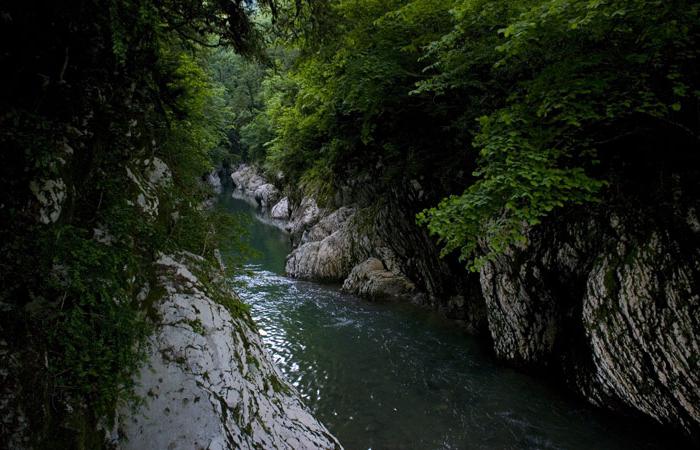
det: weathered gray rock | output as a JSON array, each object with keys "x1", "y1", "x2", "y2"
[
  {"x1": 283, "y1": 181, "x2": 474, "y2": 316},
  {"x1": 125, "y1": 157, "x2": 173, "y2": 219},
  {"x1": 301, "y1": 207, "x2": 356, "y2": 245},
  {"x1": 28, "y1": 142, "x2": 73, "y2": 224},
  {"x1": 285, "y1": 197, "x2": 324, "y2": 246},
  {"x1": 341, "y1": 258, "x2": 418, "y2": 301},
  {"x1": 207, "y1": 169, "x2": 222, "y2": 194},
  {"x1": 581, "y1": 230, "x2": 700, "y2": 435},
  {"x1": 285, "y1": 205, "x2": 381, "y2": 282},
  {"x1": 117, "y1": 253, "x2": 341, "y2": 450},
  {"x1": 479, "y1": 251, "x2": 560, "y2": 364},
  {"x1": 29, "y1": 178, "x2": 66, "y2": 224},
  {"x1": 285, "y1": 228, "x2": 360, "y2": 282},
  {"x1": 230, "y1": 165, "x2": 284, "y2": 216},
  {"x1": 231, "y1": 164, "x2": 266, "y2": 195},
  {"x1": 254, "y1": 183, "x2": 280, "y2": 209},
  {"x1": 478, "y1": 207, "x2": 700, "y2": 437},
  {"x1": 271, "y1": 197, "x2": 291, "y2": 220}
]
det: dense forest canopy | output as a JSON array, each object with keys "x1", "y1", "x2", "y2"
[
  {"x1": 226, "y1": 0, "x2": 700, "y2": 268},
  {"x1": 1, "y1": 0, "x2": 699, "y2": 447}
]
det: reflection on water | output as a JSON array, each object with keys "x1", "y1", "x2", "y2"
[{"x1": 217, "y1": 192, "x2": 680, "y2": 450}]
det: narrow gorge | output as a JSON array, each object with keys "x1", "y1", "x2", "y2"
[
  {"x1": 1, "y1": 0, "x2": 699, "y2": 449},
  {"x1": 227, "y1": 161, "x2": 700, "y2": 445}
]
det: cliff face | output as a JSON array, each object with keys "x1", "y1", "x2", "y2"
[
  {"x1": 117, "y1": 252, "x2": 342, "y2": 450},
  {"x1": 480, "y1": 198, "x2": 700, "y2": 437},
  {"x1": 230, "y1": 163, "x2": 699, "y2": 439},
  {"x1": 280, "y1": 176, "x2": 487, "y2": 332}
]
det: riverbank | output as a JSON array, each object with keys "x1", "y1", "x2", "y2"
[
  {"x1": 219, "y1": 188, "x2": 690, "y2": 449},
  {"x1": 227, "y1": 163, "x2": 700, "y2": 442},
  {"x1": 117, "y1": 252, "x2": 341, "y2": 450}
]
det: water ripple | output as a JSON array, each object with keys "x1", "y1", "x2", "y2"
[{"x1": 217, "y1": 193, "x2": 678, "y2": 450}]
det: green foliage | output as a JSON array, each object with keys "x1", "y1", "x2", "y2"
[
  {"x1": 205, "y1": 47, "x2": 265, "y2": 165},
  {"x1": 41, "y1": 226, "x2": 150, "y2": 417},
  {"x1": 417, "y1": 0, "x2": 700, "y2": 268},
  {"x1": 251, "y1": 0, "x2": 457, "y2": 200},
  {"x1": 242, "y1": 69, "x2": 300, "y2": 165},
  {"x1": 231, "y1": 0, "x2": 699, "y2": 267},
  {"x1": 202, "y1": 45, "x2": 302, "y2": 166},
  {"x1": 0, "y1": 0, "x2": 267, "y2": 447}
]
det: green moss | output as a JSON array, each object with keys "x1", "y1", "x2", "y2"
[
  {"x1": 604, "y1": 267, "x2": 619, "y2": 294},
  {"x1": 269, "y1": 375, "x2": 291, "y2": 395},
  {"x1": 246, "y1": 354, "x2": 261, "y2": 368},
  {"x1": 186, "y1": 318, "x2": 206, "y2": 335},
  {"x1": 190, "y1": 259, "x2": 252, "y2": 320}
]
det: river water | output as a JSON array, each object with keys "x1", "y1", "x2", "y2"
[{"x1": 217, "y1": 192, "x2": 677, "y2": 450}]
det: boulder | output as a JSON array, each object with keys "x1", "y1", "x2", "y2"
[
  {"x1": 285, "y1": 197, "x2": 323, "y2": 245},
  {"x1": 270, "y1": 197, "x2": 291, "y2": 220},
  {"x1": 301, "y1": 207, "x2": 355, "y2": 244},
  {"x1": 285, "y1": 227, "x2": 358, "y2": 281},
  {"x1": 231, "y1": 164, "x2": 266, "y2": 194},
  {"x1": 254, "y1": 183, "x2": 280, "y2": 209},
  {"x1": 285, "y1": 206, "x2": 369, "y2": 281},
  {"x1": 342, "y1": 258, "x2": 418, "y2": 301},
  {"x1": 206, "y1": 169, "x2": 222, "y2": 194}
]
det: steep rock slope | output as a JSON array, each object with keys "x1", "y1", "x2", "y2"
[
  {"x1": 117, "y1": 252, "x2": 341, "y2": 450},
  {"x1": 480, "y1": 203, "x2": 700, "y2": 437},
  {"x1": 283, "y1": 178, "x2": 486, "y2": 331}
]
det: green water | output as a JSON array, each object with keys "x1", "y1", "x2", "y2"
[{"x1": 218, "y1": 192, "x2": 681, "y2": 450}]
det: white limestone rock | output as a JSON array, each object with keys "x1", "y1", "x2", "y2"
[
  {"x1": 341, "y1": 258, "x2": 417, "y2": 301},
  {"x1": 285, "y1": 228, "x2": 356, "y2": 281},
  {"x1": 271, "y1": 197, "x2": 291, "y2": 220},
  {"x1": 146, "y1": 157, "x2": 172, "y2": 188},
  {"x1": 207, "y1": 170, "x2": 223, "y2": 194},
  {"x1": 478, "y1": 209, "x2": 700, "y2": 437},
  {"x1": 581, "y1": 232, "x2": 700, "y2": 435},
  {"x1": 231, "y1": 164, "x2": 266, "y2": 194},
  {"x1": 254, "y1": 183, "x2": 280, "y2": 209},
  {"x1": 117, "y1": 253, "x2": 341, "y2": 450},
  {"x1": 301, "y1": 207, "x2": 355, "y2": 245},
  {"x1": 285, "y1": 207, "x2": 363, "y2": 281},
  {"x1": 285, "y1": 197, "x2": 324, "y2": 245},
  {"x1": 126, "y1": 158, "x2": 172, "y2": 218}
]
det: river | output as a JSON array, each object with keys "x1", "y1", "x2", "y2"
[{"x1": 216, "y1": 191, "x2": 678, "y2": 450}]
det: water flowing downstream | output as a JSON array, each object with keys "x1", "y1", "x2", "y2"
[{"x1": 217, "y1": 192, "x2": 674, "y2": 450}]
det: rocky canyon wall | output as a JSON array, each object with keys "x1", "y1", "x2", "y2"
[{"x1": 229, "y1": 163, "x2": 699, "y2": 440}]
